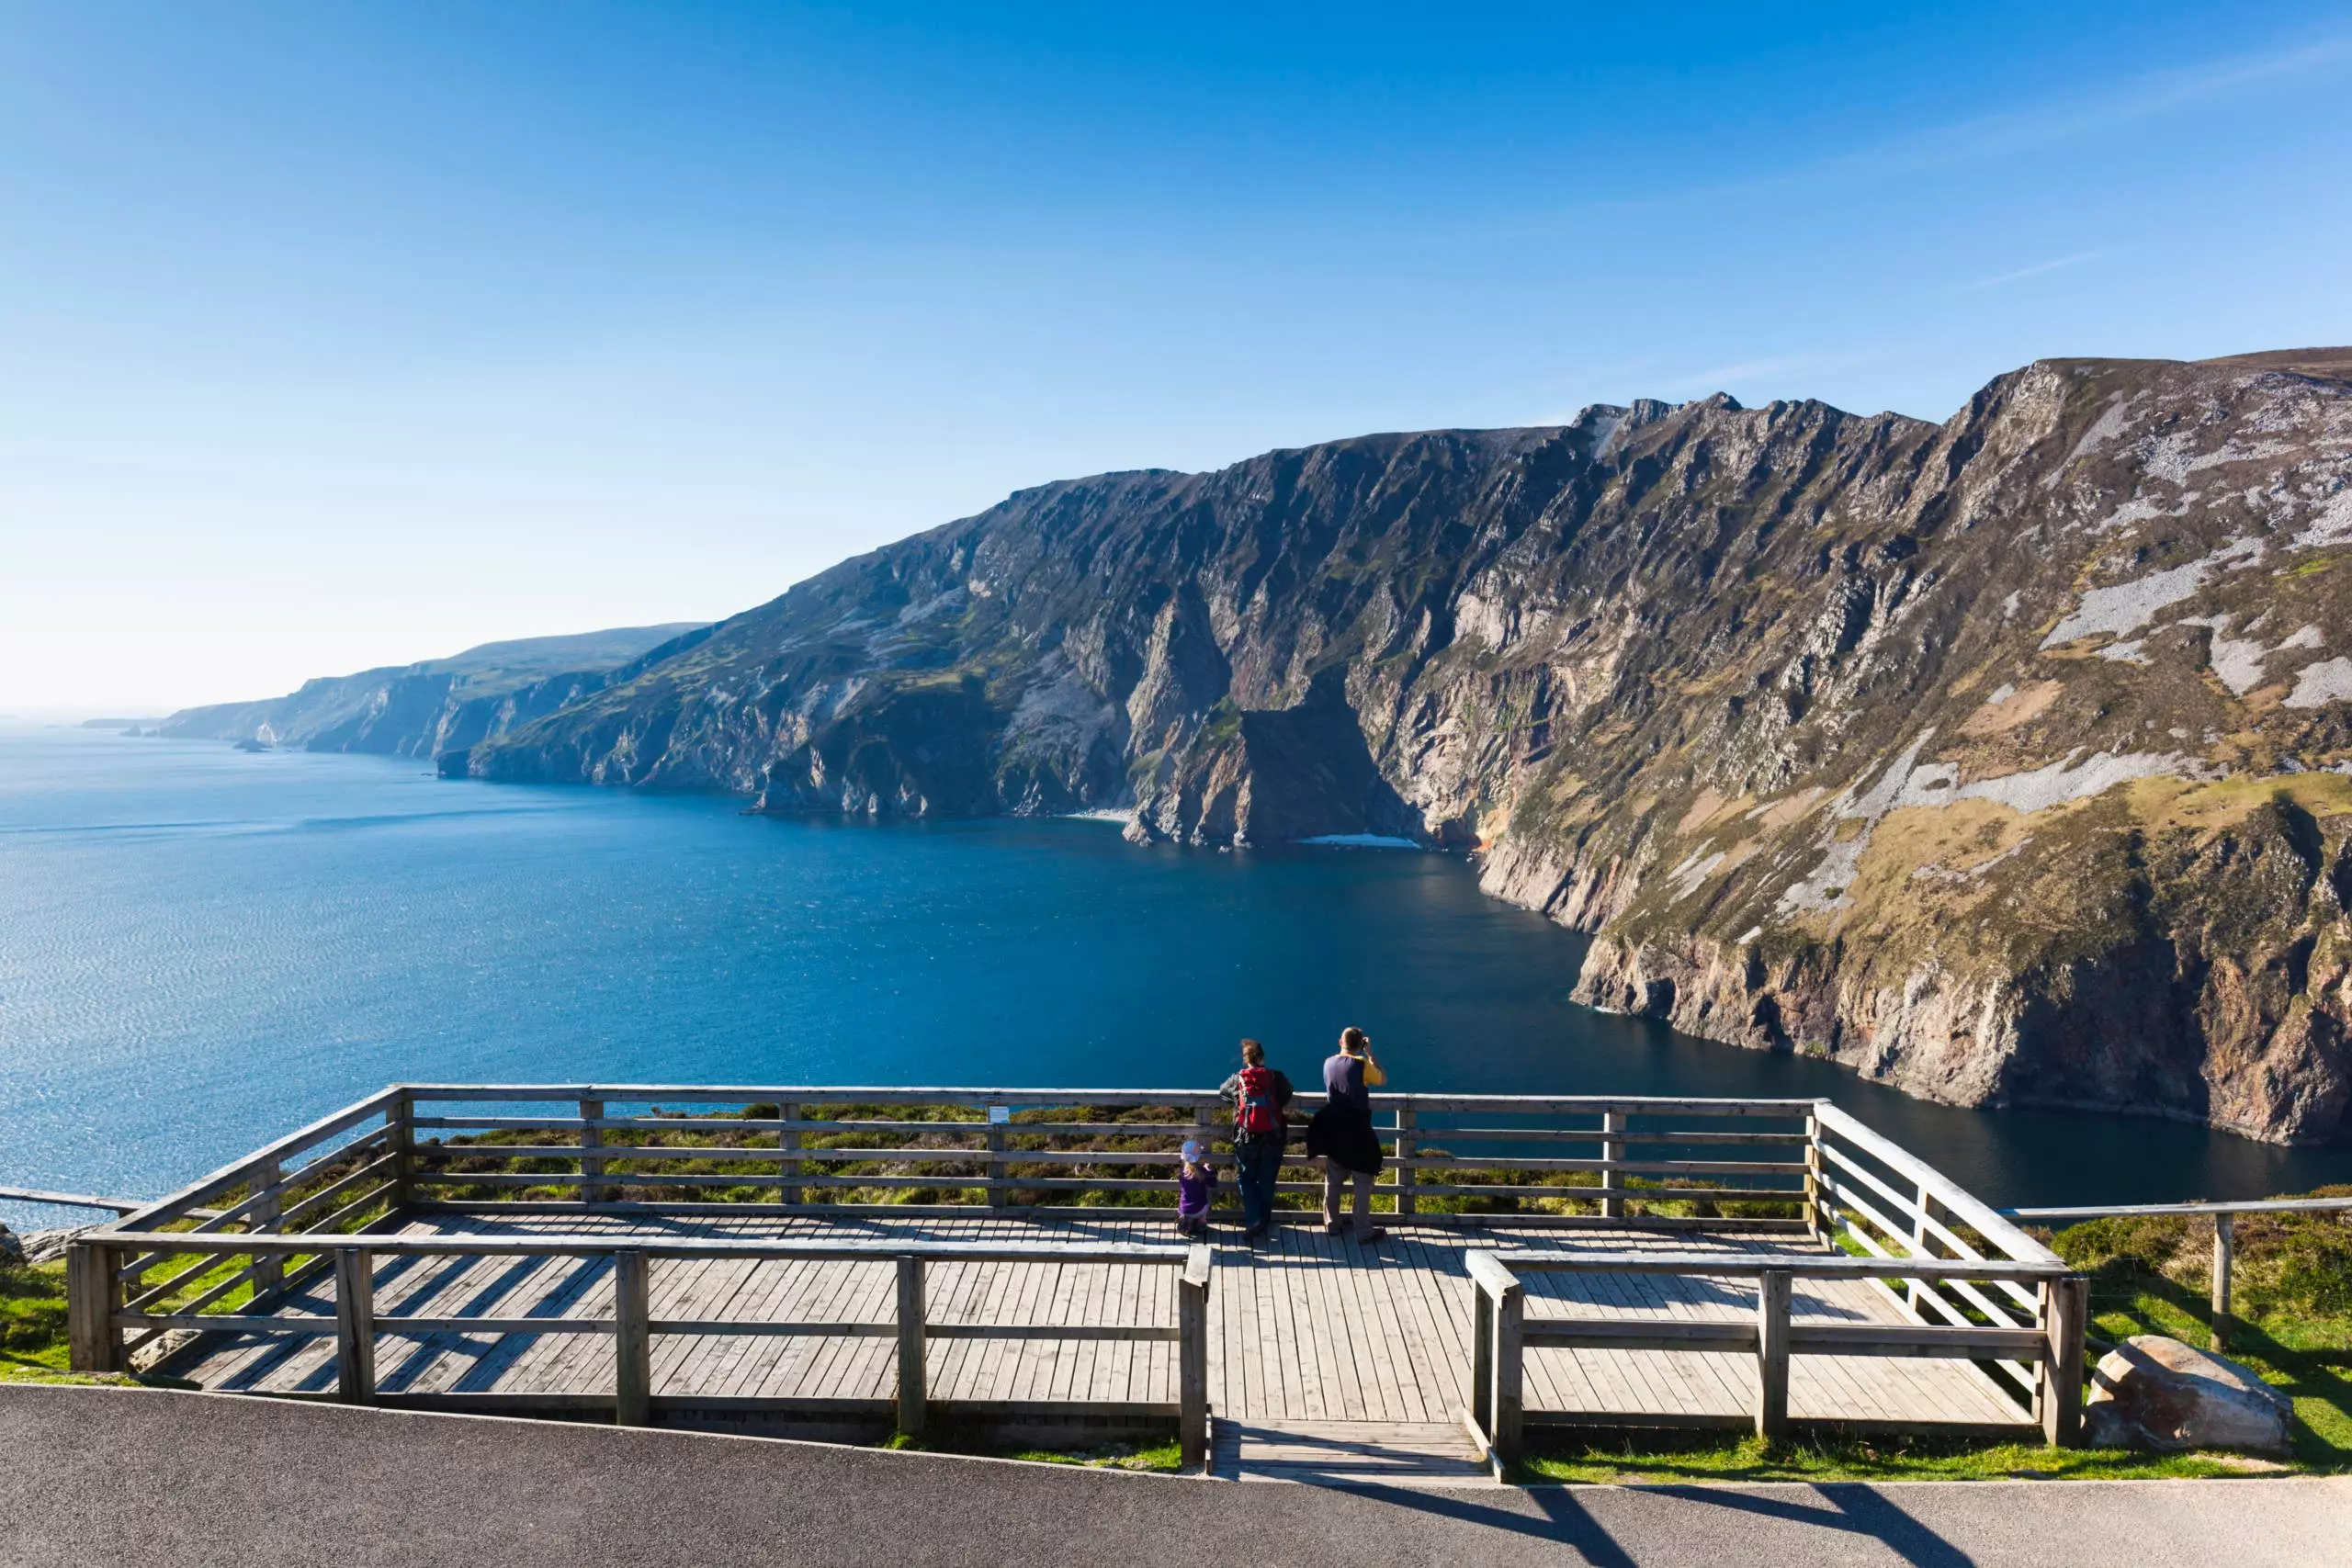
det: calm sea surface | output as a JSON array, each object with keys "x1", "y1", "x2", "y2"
[{"x1": 5, "y1": 724, "x2": 2348, "y2": 1230}]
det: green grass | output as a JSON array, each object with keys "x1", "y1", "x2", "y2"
[
  {"x1": 1517, "y1": 1430, "x2": 2286, "y2": 1485},
  {"x1": 0, "y1": 1258, "x2": 71, "y2": 1377},
  {"x1": 2048, "y1": 1198, "x2": 2352, "y2": 1470},
  {"x1": 879, "y1": 1426, "x2": 1182, "y2": 1472}
]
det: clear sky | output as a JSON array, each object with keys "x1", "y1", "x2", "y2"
[{"x1": 6, "y1": 2, "x2": 2348, "y2": 713}]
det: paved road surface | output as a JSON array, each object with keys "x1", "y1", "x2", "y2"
[{"x1": 5, "y1": 1387, "x2": 2342, "y2": 1567}]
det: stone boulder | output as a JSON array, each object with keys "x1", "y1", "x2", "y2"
[
  {"x1": 0, "y1": 1222, "x2": 20, "y2": 1264},
  {"x1": 2085, "y1": 1335, "x2": 2292, "y2": 1454}
]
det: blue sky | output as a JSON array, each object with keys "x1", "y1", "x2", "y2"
[{"x1": 6, "y1": 3, "x2": 2349, "y2": 711}]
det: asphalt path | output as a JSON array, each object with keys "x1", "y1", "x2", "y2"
[{"x1": 5, "y1": 1386, "x2": 2345, "y2": 1568}]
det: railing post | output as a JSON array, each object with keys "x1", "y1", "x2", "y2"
[
  {"x1": 777, "y1": 1099, "x2": 801, "y2": 1207},
  {"x1": 613, "y1": 1249, "x2": 651, "y2": 1426},
  {"x1": 66, "y1": 1241, "x2": 122, "y2": 1374},
  {"x1": 1906, "y1": 1183, "x2": 1932, "y2": 1315},
  {"x1": 1394, "y1": 1106, "x2": 1416, "y2": 1217},
  {"x1": 1803, "y1": 1110, "x2": 1825, "y2": 1240},
  {"x1": 1179, "y1": 1244, "x2": 1211, "y2": 1468},
  {"x1": 1468, "y1": 1274, "x2": 1495, "y2": 1440},
  {"x1": 388, "y1": 1089, "x2": 415, "y2": 1212},
  {"x1": 897, "y1": 1255, "x2": 927, "y2": 1436},
  {"x1": 2040, "y1": 1276, "x2": 2087, "y2": 1448},
  {"x1": 987, "y1": 1105, "x2": 1012, "y2": 1212},
  {"x1": 1755, "y1": 1269, "x2": 1791, "y2": 1439},
  {"x1": 2211, "y1": 1213, "x2": 2233, "y2": 1352},
  {"x1": 1600, "y1": 1109, "x2": 1625, "y2": 1220},
  {"x1": 579, "y1": 1097, "x2": 606, "y2": 1207},
  {"x1": 1491, "y1": 1270, "x2": 1524, "y2": 1466},
  {"x1": 249, "y1": 1157, "x2": 284, "y2": 1300},
  {"x1": 334, "y1": 1247, "x2": 377, "y2": 1405}
]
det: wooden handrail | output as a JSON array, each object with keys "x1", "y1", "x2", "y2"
[
  {"x1": 392, "y1": 1082, "x2": 1824, "y2": 1115},
  {"x1": 2003, "y1": 1196, "x2": 2352, "y2": 1219},
  {"x1": 0, "y1": 1186, "x2": 144, "y2": 1213},
  {"x1": 90, "y1": 1230, "x2": 1192, "y2": 1264},
  {"x1": 1812, "y1": 1103, "x2": 2058, "y2": 1265},
  {"x1": 1489, "y1": 1249, "x2": 2066, "y2": 1280},
  {"x1": 111, "y1": 1087, "x2": 404, "y2": 1232}
]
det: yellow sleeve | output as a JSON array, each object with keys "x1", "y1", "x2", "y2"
[{"x1": 1363, "y1": 1059, "x2": 1386, "y2": 1088}]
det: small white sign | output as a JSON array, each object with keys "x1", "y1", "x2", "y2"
[{"x1": 988, "y1": 1104, "x2": 1011, "y2": 1124}]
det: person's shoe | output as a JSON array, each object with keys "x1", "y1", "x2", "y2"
[{"x1": 1356, "y1": 1225, "x2": 1389, "y2": 1245}]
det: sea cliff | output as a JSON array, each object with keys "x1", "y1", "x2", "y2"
[{"x1": 440, "y1": 349, "x2": 2352, "y2": 1144}]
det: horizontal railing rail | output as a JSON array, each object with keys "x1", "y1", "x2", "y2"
[
  {"x1": 381, "y1": 1083, "x2": 1822, "y2": 1227},
  {"x1": 1999, "y1": 1195, "x2": 2352, "y2": 1352},
  {"x1": 2001, "y1": 1197, "x2": 2352, "y2": 1220},
  {"x1": 72, "y1": 1227, "x2": 1213, "y2": 1462},
  {"x1": 0, "y1": 1186, "x2": 147, "y2": 1214}
]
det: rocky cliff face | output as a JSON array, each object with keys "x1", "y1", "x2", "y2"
[
  {"x1": 455, "y1": 350, "x2": 2352, "y2": 1145},
  {"x1": 162, "y1": 624, "x2": 710, "y2": 758}
]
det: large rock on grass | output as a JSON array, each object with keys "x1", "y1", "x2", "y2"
[{"x1": 2085, "y1": 1334, "x2": 2292, "y2": 1454}]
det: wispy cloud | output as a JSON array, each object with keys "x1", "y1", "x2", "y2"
[
  {"x1": 1787, "y1": 35, "x2": 2352, "y2": 190},
  {"x1": 1951, "y1": 252, "x2": 2102, "y2": 295}
]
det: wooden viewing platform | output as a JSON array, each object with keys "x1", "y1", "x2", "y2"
[{"x1": 69, "y1": 1084, "x2": 2086, "y2": 1482}]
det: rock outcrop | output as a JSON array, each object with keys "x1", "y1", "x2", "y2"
[
  {"x1": 447, "y1": 349, "x2": 2352, "y2": 1144},
  {"x1": 162, "y1": 624, "x2": 710, "y2": 759},
  {"x1": 2085, "y1": 1335, "x2": 2293, "y2": 1453}
]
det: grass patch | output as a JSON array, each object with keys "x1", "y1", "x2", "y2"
[
  {"x1": 879, "y1": 1425, "x2": 1182, "y2": 1472},
  {"x1": 0, "y1": 1257, "x2": 71, "y2": 1377},
  {"x1": 1518, "y1": 1429, "x2": 2286, "y2": 1485},
  {"x1": 2045, "y1": 1192, "x2": 2352, "y2": 1470}
]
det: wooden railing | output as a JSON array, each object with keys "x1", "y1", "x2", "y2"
[
  {"x1": 387, "y1": 1083, "x2": 1825, "y2": 1225},
  {"x1": 1808, "y1": 1102, "x2": 2082, "y2": 1423},
  {"x1": 2003, "y1": 1195, "x2": 2352, "y2": 1353},
  {"x1": 1462, "y1": 1101, "x2": 2086, "y2": 1465},
  {"x1": 76, "y1": 1229, "x2": 1214, "y2": 1462}
]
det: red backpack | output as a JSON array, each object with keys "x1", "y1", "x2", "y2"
[{"x1": 1235, "y1": 1066, "x2": 1283, "y2": 1138}]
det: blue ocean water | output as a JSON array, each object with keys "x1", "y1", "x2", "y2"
[{"x1": 4, "y1": 724, "x2": 2347, "y2": 1230}]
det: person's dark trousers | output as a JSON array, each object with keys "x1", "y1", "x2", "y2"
[{"x1": 1236, "y1": 1139, "x2": 1284, "y2": 1231}]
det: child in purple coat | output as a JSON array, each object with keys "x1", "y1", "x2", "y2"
[{"x1": 1175, "y1": 1139, "x2": 1216, "y2": 1236}]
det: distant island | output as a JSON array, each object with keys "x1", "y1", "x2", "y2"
[
  {"x1": 176, "y1": 351, "x2": 2352, "y2": 1150},
  {"x1": 159, "y1": 623, "x2": 710, "y2": 760}
]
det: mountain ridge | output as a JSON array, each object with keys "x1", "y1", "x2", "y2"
[
  {"x1": 426, "y1": 349, "x2": 2352, "y2": 1145},
  {"x1": 162, "y1": 622, "x2": 711, "y2": 758}
]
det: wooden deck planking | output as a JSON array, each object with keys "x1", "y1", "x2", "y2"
[{"x1": 160, "y1": 1212, "x2": 2032, "y2": 1431}]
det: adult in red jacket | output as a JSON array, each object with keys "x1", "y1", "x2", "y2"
[{"x1": 1218, "y1": 1038, "x2": 1295, "y2": 1243}]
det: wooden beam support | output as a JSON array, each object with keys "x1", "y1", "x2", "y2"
[
  {"x1": 777, "y1": 1100, "x2": 801, "y2": 1207},
  {"x1": 1599, "y1": 1110, "x2": 1626, "y2": 1220},
  {"x1": 1468, "y1": 1276, "x2": 1494, "y2": 1442},
  {"x1": 1178, "y1": 1243, "x2": 1210, "y2": 1469},
  {"x1": 1394, "y1": 1106, "x2": 1416, "y2": 1217},
  {"x1": 333, "y1": 1248, "x2": 376, "y2": 1405},
  {"x1": 613, "y1": 1249, "x2": 651, "y2": 1426},
  {"x1": 1755, "y1": 1269, "x2": 1791, "y2": 1440},
  {"x1": 2040, "y1": 1276, "x2": 2087, "y2": 1448},
  {"x1": 578, "y1": 1098, "x2": 606, "y2": 1207},
  {"x1": 249, "y1": 1158, "x2": 284, "y2": 1300},
  {"x1": 66, "y1": 1241, "x2": 121, "y2": 1374},
  {"x1": 896, "y1": 1255, "x2": 927, "y2": 1437},
  {"x1": 2211, "y1": 1213, "x2": 2233, "y2": 1353},
  {"x1": 1490, "y1": 1267, "x2": 1524, "y2": 1467},
  {"x1": 1803, "y1": 1111, "x2": 1825, "y2": 1242}
]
